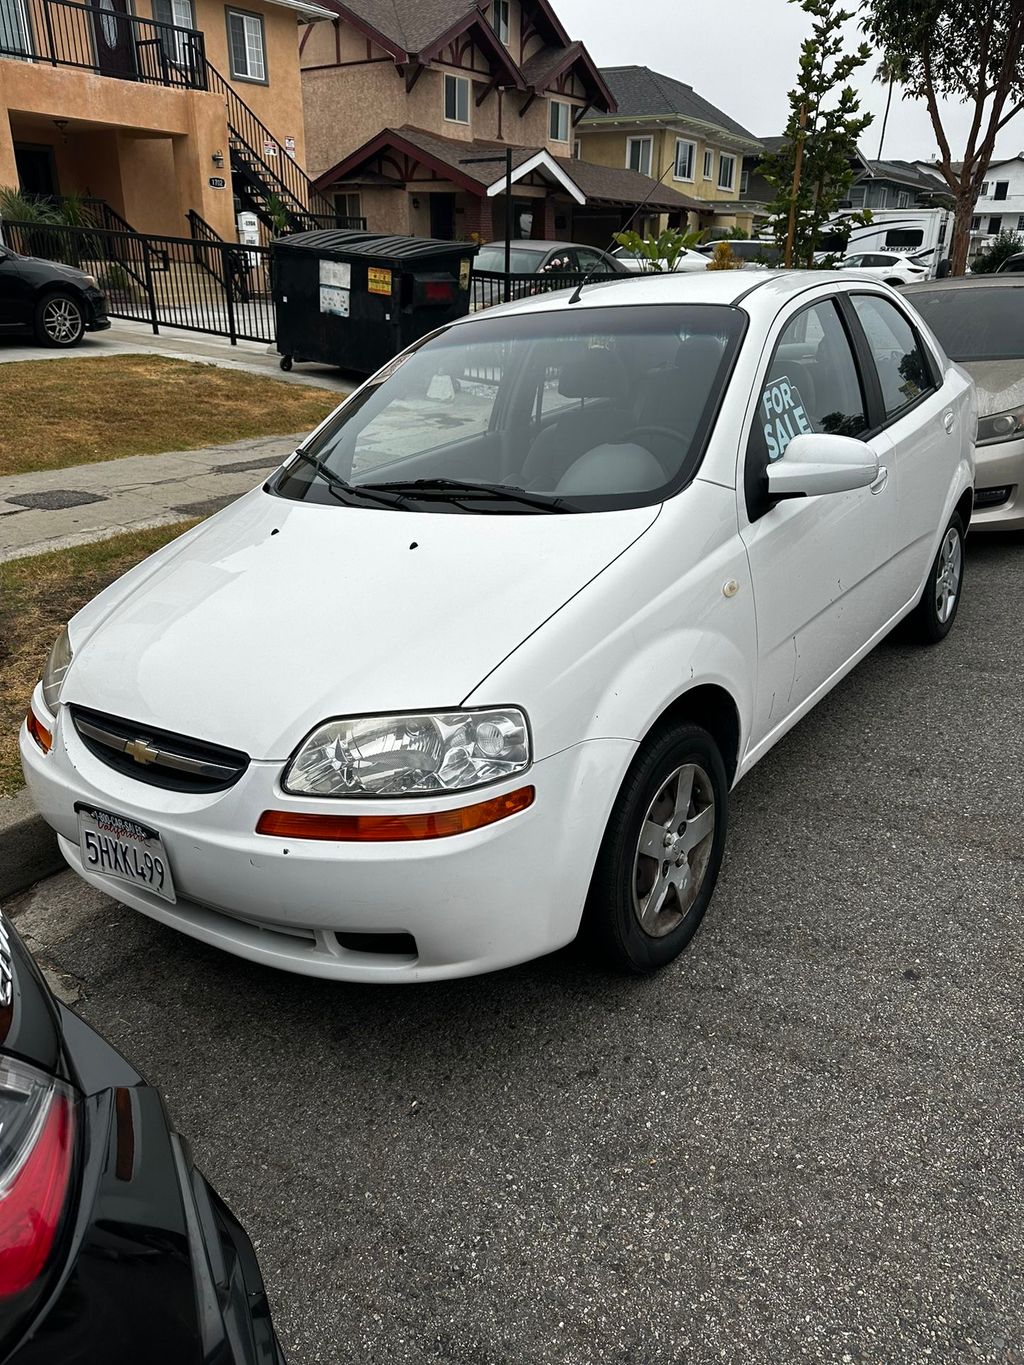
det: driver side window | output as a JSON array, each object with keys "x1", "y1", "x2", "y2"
[{"x1": 745, "y1": 299, "x2": 868, "y2": 520}]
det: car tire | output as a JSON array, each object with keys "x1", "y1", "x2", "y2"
[
  {"x1": 34, "y1": 292, "x2": 86, "y2": 348},
  {"x1": 909, "y1": 512, "x2": 965, "y2": 644},
  {"x1": 585, "y1": 721, "x2": 728, "y2": 974},
  {"x1": 884, "y1": 276, "x2": 904, "y2": 287}
]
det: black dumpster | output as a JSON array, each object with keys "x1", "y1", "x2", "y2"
[{"x1": 272, "y1": 229, "x2": 478, "y2": 375}]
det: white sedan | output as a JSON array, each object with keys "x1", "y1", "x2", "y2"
[
  {"x1": 840, "y1": 250, "x2": 930, "y2": 286},
  {"x1": 22, "y1": 273, "x2": 975, "y2": 983},
  {"x1": 612, "y1": 245, "x2": 710, "y2": 273}
]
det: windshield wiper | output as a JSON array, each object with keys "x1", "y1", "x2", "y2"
[
  {"x1": 290, "y1": 450, "x2": 412, "y2": 510},
  {"x1": 361, "y1": 477, "x2": 568, "y2": 513}
]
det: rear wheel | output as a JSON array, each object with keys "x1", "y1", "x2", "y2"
[
  {"x1": 883, "y1": 276, "x2": 904, "y2": 287},
  {"x1": 35, "y1": 292, "x2": 85, "y2": 348},
  {"x1": 585, "y1": 722, "x2": 728, "y2": 973},
  {"x1": 909, "y1": 512, "x2": 964, "y2": 644}
]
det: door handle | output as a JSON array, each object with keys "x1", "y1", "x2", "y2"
[
  {"x1": 869, "y1": 465, "x2": 888, "y2": 495},
  {"x1": 944, "y1": 410, "x2": 955, "y2": 434}
]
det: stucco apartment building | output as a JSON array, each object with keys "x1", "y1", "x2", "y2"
[
  {"x1": 298, "y1": 0, "x2": 699, "y2": 245},
  {"x1": 576, "y1": 65, "x2": 763, "y2": 236},
  {"x1": 1, "y1": 0, "x2": 330, "y2": 239}
]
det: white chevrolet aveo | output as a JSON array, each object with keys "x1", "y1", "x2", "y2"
[{"x1": 21, "y1": 272, "x2": 975, "y2": 983}]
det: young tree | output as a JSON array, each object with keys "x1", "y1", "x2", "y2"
[
  {"x1": 761, "y1": 0, "x2": 874, "y2": 267},
  {"x1": 861, "y1": 1, "x2": 1024, "y2": 274}
]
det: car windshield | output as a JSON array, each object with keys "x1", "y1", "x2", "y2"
[
  {"x1": 909, "y1": 287, "x2": 1024, "y2": 361},
  {"x1": 273, "y1": 304, "x2": 746, "y2": 513},
  {"x1": 474, "y1": 246, "x2": 548, "y2": 274}
]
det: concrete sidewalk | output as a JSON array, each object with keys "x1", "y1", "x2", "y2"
[{"x1": 0, "y1": 433, "x2": 302, "y2": 561}]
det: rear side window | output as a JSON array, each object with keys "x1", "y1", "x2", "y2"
[
  {"x1": 851, "y1": 295, "x2": 934, "y2": 420},
  {"x1": 745, "y1": 299, "x2": 867, "y2": 518}
]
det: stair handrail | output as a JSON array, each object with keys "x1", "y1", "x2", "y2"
[{"x1": 204, "y1": 60, "x2": 336, "y2": 222}]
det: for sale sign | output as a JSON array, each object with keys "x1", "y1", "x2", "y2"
[{"x1": 761, "y1": 376, "x2": 811, "y2": 461}]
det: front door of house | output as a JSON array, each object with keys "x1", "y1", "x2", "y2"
[
  {"x1": 429, "y1": 194, "x2": 455, "y2": 240},
  {"x1": 91, "y1": 0, "x2": 136, "y2": 78}
]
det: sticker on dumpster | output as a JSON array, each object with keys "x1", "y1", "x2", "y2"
[
  {"x1": 760, "y1": 375, "x2": 812, "y2": 461},
  {"x1": 367, "y1": 266, "x2": 393, "y2": 296},
  {"x1": 320, "y1": 260, "x2": 351, "y2": 289},
  {"x1": 320, "y1": 285, "x2": 350, "y2": 317},
  {"x1": 459, "y1": 259, "x2": 471, "y2": 290}
]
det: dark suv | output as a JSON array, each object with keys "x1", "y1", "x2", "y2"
[{"x1": 0, "y1": 244, "x2": 110, "y2": 347}]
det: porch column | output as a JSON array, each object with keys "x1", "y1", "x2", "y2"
[
  {"x1": 462, "y1": 194, "x2": 493, "y2": 242},
  {"x1": 170, "y1": 92, "x2": 235, "y2": 239},
  {"x1": 0, "y1": 117, "x2": 17, "y2": 194}
]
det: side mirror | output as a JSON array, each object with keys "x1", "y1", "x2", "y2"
[{"x1": 766, "y1": 432, "x2": 878, "y2": 500}]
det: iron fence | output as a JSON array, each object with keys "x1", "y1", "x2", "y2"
[
  {"x1": 471, "y1": 267, "x2": 622, "y2": 311},
  {"x1": 1, "y1": 0, "x2": 206, "y2": 87},
  {"x1": 3, "y1": 221, "x2": 274, "y2": 343}
]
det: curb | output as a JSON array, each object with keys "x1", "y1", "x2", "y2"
[{"x1": 0, "y1": 789, "x2": 63, "y2": 901}]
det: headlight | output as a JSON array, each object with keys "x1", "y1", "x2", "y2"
[
  {"x1": 41, "y1": 626, "x2": 73, "y2": 712},
  {"x1": 977, "y1": 405, "x2": 1024, "y2": 446},
  {"x1": 283, "y1": 709, "x2": 531, "y2": 797}
]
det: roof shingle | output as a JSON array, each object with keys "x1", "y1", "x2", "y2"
[{"x1": 585, "y1": 66, "x2": 760, "y2": 147}]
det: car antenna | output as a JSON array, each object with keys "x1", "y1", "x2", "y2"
[{"x1": 568, "y1": 154, "x2": 680, "y2": 305}]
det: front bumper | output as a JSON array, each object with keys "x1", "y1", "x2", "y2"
[
  {"x1": 972, "y1": 436, "x2": 1024, "y2": 531},
  {"x1": 83, "y1": 288, "x2": 110, "y2": 332},
  {"x1": 21, "y1": 695, "x2": 633, "y2": 983}
]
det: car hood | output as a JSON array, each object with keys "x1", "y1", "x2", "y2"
[
  {"x1": 63, "y1": 490, "x2": 658, "y2": 759},
  {"x1": 957, "y1": 359, "x2": 1024, "y2": 416}
]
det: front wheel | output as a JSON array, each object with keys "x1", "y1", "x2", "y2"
[
  {"x1": 585, "y1": 722, "x2": 728, "y2": 973},
  {"x1": 35, "y1": 292, "x2": 86, "y2": 347},
  {"x1": 909, "y1": 512, "x2": 965, "y2": 644}
]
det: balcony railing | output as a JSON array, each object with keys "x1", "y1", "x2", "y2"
[{"x1": 0, "y1": 0, "x2": 207, "y2": 89}]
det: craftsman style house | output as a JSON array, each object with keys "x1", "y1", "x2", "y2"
[{"x1": 299, "y1": 0, "x2": 699, "y2": 244}]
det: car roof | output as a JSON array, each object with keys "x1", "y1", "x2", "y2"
[
  {"x1": 482, "y1": 240, "x2": 603, "y2": 252},
  {"x1": 459, "y1": 269, "x2": 886, "y2": 321},
  {"x1": 903, "y1": 276, "x2": 1024, "y2": 292}
]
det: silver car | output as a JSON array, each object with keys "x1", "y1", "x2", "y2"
[{"x1": 905, "y1": 276, "x2": 1024, "y2": 530}]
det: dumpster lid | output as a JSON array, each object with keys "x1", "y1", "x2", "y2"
[{"x1": 272, "y1": 230, "x2": 478, "y2": 262}]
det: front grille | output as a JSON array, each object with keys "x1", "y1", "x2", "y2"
[
  {"x1": 70, "y1": 706, "x2": 249, "y2": 793},
  {"x1": 975, "y1": 485, "x2": 1012, "y2": 508}
]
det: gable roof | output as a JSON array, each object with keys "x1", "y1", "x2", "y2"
[
  {"x1": 866, "y1": 159, "x2": 949, "y2": 192},
  {"x1": 582, "y1": 65, "x2": 760, "y2": 148}
]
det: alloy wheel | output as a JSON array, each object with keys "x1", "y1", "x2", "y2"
[
  {"x1": 935, "y1": 527, "x2": 962, "y2": 624},
  {"x1": 42, "y1": 298, "x2": 83, "y2": 345},
  {"x1": 632, "y1": 763, "x2": 716, "y2": 938}
]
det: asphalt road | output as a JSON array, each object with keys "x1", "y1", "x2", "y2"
[{"x1": 7, "y1": 534, "x2": 1023, "y2": 1365}]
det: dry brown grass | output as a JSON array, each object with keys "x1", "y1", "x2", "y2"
[
  {"x1": 0, "y1": 355, "x2": 340, "y2": 477},
  {"x1": 1, "y1": 521, "x2": 198, "y2": 795}
]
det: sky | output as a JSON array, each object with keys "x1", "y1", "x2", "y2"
[{"x1": 556, "y1": 0, "x2": 1024, "y2": 165}]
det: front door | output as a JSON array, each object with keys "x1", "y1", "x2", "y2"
[
  {"x1": 91, "y1": 0, "x2": 136, "y2": 78},
  {"x1": 740, "y1": 296, "x2": 899, "y2": 752},
  {"x1": 14, "y1": 144, "x2": 58, "y2": 200},
  {"x1": 429, "y1": 194, "x2": 455, "y2": 240},
  {"x1": 0, "y1": 250, "x2": 31, "y2": 329}
]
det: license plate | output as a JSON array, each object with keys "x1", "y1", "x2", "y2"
[{"x1": 75, "y1": 804, "x2": 176, "y2": 904}]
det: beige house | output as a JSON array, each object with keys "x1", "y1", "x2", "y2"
[
  {"x1": 577, "y1": 66, "x2": 765, "y2": 236},
  {"x1": 299, "y1": 0, "x2": 699, "y2": 244},
  {"x1": 1, "y1": 0, "x2": 331, "y2": 239}
]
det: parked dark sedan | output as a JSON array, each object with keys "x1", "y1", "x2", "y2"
[
  {"x1": 0, "y1": 245, "x2": 110, "y2": 347},
  {"x1": 0, "y1": 907, "x2": 283, "y2": 1364},
  {"x1": 474, "y1": 240, "x2": 626, "y2": 275}
]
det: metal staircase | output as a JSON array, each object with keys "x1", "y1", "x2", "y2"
[{"x1": 204, "y1": 62, "x2": 346, "y2": 235}]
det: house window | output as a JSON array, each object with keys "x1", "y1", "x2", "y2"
[
  {"x1": 717, "y1": 152, "x2": 735, "y2": 191},
  {"x1": 0, "y1": 0, "x2": 32, "y2": 54},
  {"x1": 980, "y1": 181, "x2": 990, "y2": 197},
  {"x1": 848, "y1": 184, "x2": 866, "y2": 207},
  {"x1": 703, "y1": 148, "x2": 713, "y2": 180},
  {"x1": 443, "y1": 73, "x2": 470, "y2": 124},
  {"x1": 226, "y1": 9, "x2": 266, "y2": 82},
  {"x1": 626, "y1": 136, "x2": 652, "y2": 177},
  {"x1": 673, "y1": 138, "x2": 695, "y2": 181},
  {"x1": 492, "y1": 0, "x2": 509, "y2": 43},
  {"x1": 971, "y1": 216, "x2": 981, "y2": 230},
  {"x1": 875, "y1": 187, "x2": 888, "y2": 207},
  {"x1": 994, "y1": 181, "x2": 1009, "y2": 200},
  {"x1": 740, "y1": 166, "x2": 749, "y2": 195},
  {"x1": 896, "y1": 191, "x2": 910, "y2": 208},
  {"x1": 334, "y1": 191, "x2": 362, "y2": 224},
  {"x1": 1018, "y1": 215, "x2": 1024, "y2": 231},
  {"x1": 153, "y1": 0, "x2": 196, "y2": 64},
  {"x1": 989, "y1": 216, "x2": 1003, "y2": 233},
  {"x1": 549, "y1": 100, "x2": 570, "y2": 143}
]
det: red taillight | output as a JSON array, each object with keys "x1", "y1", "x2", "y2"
[{"x1": 0, "y1": 1060, "x2": 76, "y2": 1298}]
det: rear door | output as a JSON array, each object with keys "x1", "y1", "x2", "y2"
[
  {"x1": 740, "y1": 295, "x2": 898, "y2": 746},
  {"x1": 845, "y1": 292, "x2": 960, "y2": 593}
]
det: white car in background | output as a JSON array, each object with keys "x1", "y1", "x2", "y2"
[
  {"x1": 840, "y1": 250, "x2": 930, "y2": 286},
  {"x1": 22, "y1": 273, "x2": 974, "y2": 985},
  {"x1": 612, "y1": 245, "x2": 710, "y2": 273}
]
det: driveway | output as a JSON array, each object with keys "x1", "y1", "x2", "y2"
[{"x1": 6, "y1": 534, "x2": 1023, "y2": 1365}]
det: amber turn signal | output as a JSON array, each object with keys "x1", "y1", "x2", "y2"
[
  {"x1": 26, "y1": 709, "x2": 52, "y2": 754},
  {"x1": 256, "y1": 786, "x2": 535, "y2": 842}
]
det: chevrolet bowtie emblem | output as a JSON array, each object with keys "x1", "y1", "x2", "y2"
[{"x1": 125, "y1": 738, "x2": 159, "y2": 765}]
